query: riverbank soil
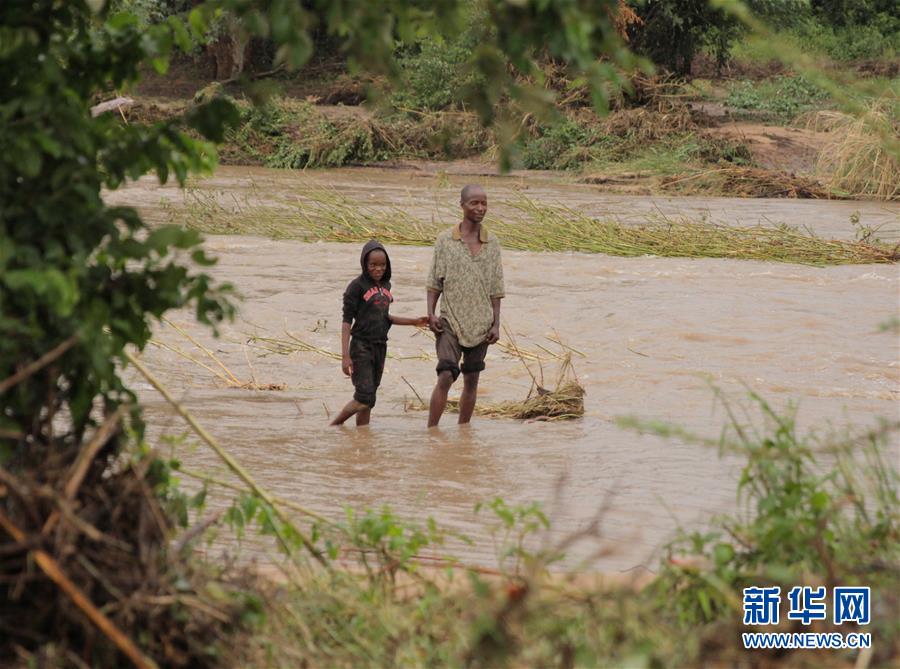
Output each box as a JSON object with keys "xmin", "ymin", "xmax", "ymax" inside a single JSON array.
[{"xmin": 119, "ymin": 53, "xmax": 898, "ymax": 200}]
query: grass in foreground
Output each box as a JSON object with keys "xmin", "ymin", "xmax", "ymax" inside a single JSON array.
[
  {"xmin": 201, "ymin": 395, "xmax": 898, "ymax": 669},
  {"xmin": 168, "ymin": 185, "xmax": 899, "ymax": 265}
]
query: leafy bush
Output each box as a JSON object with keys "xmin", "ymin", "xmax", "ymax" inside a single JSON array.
[
  {"xmin": 520, "ymin": 118, "xmax": 600, "ymax": 169},
  {"xmin": 628, "ymin": 395, "xmax": 899, "ymax": 644},
  {"xmin": 792, "ymin": 15, "xmax": 900, "ymax": 60},
  {"xmin": 392, "ymin": 41, "xmax": 480, "ymax": 111}
]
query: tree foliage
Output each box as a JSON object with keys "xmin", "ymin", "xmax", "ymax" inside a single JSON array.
[
  {"xmin": 628, "ymin": 0, "xmax": 742, "ymax": 75},
  {"xmin": 0, "ymin": 1, "xmax": 237, "ymax": 454}
]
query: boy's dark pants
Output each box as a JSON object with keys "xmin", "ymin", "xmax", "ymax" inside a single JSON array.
[{"xmin": 350, "ymin": 338, "xmax": 386, "ymax": 407}]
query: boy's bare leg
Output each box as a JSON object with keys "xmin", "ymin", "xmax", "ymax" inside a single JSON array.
[
  {"xmin": 457, "ymin": 372, "xmax": 479, "ymax": 424},
  {"xmin": 355, "ymin": 407, "xmax": 371, "ymax": 426},
  {"xmin": 331, "ymin": 399, "xmax": 369, "ymax": 426},
  {"xmin": 427, "ymin": 371, "xmax": 454, "ymax": 428}
]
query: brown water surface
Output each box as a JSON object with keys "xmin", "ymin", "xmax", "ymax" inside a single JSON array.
[{"xmin": 115, "ymin": 166, "xmax": 900, "ymax": 571}]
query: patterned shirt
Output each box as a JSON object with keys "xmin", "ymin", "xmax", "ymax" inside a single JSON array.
[{"xmin": 426, "ymin": 224, "xmax": 505, "ymax": 347}]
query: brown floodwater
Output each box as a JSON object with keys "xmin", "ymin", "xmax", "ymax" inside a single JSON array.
[{"xmin": 113, "ymin": 165, "xmax": 900, "ymax": 572}]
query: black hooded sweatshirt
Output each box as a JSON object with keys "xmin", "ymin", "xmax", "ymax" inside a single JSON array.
[{"xmin": 342, "ymin": 239, "xmax": 393, "ymax": 343}]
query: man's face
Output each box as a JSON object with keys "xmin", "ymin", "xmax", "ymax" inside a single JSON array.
[
  {"xmin": 366, "ymin": 249, "xmax": 387, "ymax": 282},
  {"xmin": 461, "ymin": 191, "xmax": 487, "ymax": 223}
]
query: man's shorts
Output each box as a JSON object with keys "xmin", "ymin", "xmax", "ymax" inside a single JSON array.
[
  {"xmin": 435, "ymin": 318, "xmax": 488, "ymax": 381},
  {"xmin": 350, "ymin": 338, "xmax": 387, "ymax": 408}
]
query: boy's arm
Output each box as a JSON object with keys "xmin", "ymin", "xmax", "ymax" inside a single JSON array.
[
  {"xmin": 426, "ymin": 289, "xmax": 443, "ymax": 333},
  {"xmin": 341, "ymin": 280, "xmax": 360, "ymax": 377},
  {"xmin": 486, "ymin": 296, "xmax": 502, "ymax": 344},
  {"xmin": 390, "ymin": 314, "xmax": 428, "ymax": 326},
  {"xmin": 341, "ymin": 322, "xmax": 352, "ymax": 376}
]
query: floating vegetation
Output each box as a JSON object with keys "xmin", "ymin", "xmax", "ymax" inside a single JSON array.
[
  {"xmin": 150, "ymin": 319, "xmax": 286, "ymax": 390},
  {"xmin": 170, "ymin": 185, "xmax": 899, "ymax": 265},
  {"xmin": 243, "ymin": 325, "xmax": 574, "ymax": 364},
  {"xmin": 405, "ymin": 350, "xmax": 585, "ymax": 421}
]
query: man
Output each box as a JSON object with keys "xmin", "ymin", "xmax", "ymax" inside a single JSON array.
[{"xmin": 426, "ymin": 184, "xmax": 504, "ymax": 427}]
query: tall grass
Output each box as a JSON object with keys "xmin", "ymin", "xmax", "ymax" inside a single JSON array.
[{"xmin": 814, "ymin": 104, "xmax": 900, "ymax": 201}]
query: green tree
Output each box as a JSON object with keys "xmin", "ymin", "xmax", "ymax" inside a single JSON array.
[{"xmin": 628, "ymin": 0, "xmax": 742, "ymax": 75}]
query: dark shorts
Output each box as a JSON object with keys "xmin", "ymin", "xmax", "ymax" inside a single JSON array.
[
  {"xmin": 435, "ymin": 319, "xmax": 488, "ymax": 381},
  {"xmin": 350, "ymin": 338, "xmax": 386, "ymax": 408}
]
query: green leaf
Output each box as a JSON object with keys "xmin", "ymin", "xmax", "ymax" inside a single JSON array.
[
  {"xmin": 811, "ymin": 491, "xmax": 830, "ymax": 512},
  {"xmin": 713, "ymin": 542, "xmax": 735, "ymax": 567},
  {"xmin": 188, "ymin": 8, "xmax": 208, "ymax": 38}
]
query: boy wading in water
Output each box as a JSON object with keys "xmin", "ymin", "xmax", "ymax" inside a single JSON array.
[
  {"xmin": 426, "ymin": 185, "xmax": 504, "ymax": 427},
  {"xmin": 331, "ymin": 240, "xmax": 427, "ymax": 426}
]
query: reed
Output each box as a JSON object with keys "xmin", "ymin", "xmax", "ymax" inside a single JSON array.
[{"xmin": 172, "ymin": 185, "xmax": 899, "ymax": 265}]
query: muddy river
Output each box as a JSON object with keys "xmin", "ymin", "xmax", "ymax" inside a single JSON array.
[{"xmin": 112, "ymin": 166, "xmax": 900, "ymax": 572}]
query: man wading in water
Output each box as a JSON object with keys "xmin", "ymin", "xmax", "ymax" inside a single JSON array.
[{"xmin": 425, "ymin": 185, "xmax": 505, "ymax": 427}]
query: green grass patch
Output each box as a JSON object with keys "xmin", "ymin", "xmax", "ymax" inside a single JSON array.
[{"xmin": 725, "ymin": 75, "xmax": 831, "ymax": 122}]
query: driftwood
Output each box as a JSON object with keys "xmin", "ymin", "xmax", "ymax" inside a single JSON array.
[{"xmin": 90, "ymin": 96, "xmax": 134, "ymax": 118}]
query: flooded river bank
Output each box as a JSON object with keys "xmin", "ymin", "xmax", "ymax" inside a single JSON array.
[{"xmin": 115, "ymin": 166, "xmax": 899, "ymax": 571}]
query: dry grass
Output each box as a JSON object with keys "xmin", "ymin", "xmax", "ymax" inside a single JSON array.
[
  {"xmin": 660, "ymin": 166, "xmax": 832, "ymax": 198},
  {"xmin": 150, "ymin": 319, "xmax": 286, "ymax": 390},
  {"xmin": 405, "ymin": 353, "xmax": 585, "ymax": 421},
  {"xmin": 812, "ymin": 104, "xmax": 900, "ymax": 201}
]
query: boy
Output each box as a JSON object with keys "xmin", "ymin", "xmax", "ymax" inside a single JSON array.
[{"xmin": 331, "ymin": 240, "xmax": 427, "ymax": 426}]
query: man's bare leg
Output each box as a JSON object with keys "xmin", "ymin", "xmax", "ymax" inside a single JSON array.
[
  {"xmin": 331, "ymin": 399, "xmax": 369, "ymax": 426},
  {"xmin": 457, "ymin": 371, "xmax": 479, "ymax": 424},
  {"xmin": 428, "ymin": 371, "xmax": 454, "ymax": 428},
  {"xmin": 355, "ymin": 407, "xmax": 371, "ymax": 426}
]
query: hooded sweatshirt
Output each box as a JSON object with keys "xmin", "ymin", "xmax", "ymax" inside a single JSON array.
[{"xmin": 342, "ymin": 239, "xmax": 394, "ymax": 343}]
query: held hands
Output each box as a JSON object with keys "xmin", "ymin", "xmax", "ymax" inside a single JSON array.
[
  {"xmin": 486, "ymin": 322, "xmax": 500, "ymax": 345},
  {"xmin": 415, "ymin": 315, "xmax": 429, "ymax": 327},
  {"xmin": 427, "ymin": 315, "xmax": 444, "ymax": 334},
  {"xmin": 342, "ymin": 355, "xmax": 353, "ymax": 377}
]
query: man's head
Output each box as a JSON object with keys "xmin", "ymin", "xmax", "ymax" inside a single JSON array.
[{"xmin": 460, "ymin": 184, "xmax": 487, "ymax": 224}]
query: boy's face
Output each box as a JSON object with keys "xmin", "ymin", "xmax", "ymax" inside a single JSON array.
[
  {"xmin": 461, "ymin": 191, "xmax": 487, "ymax": 223},
  {"xmin": 366, "ymin": 249, "xmax": 387, "ymax": 282}
]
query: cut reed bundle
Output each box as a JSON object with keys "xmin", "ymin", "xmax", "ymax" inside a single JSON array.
[{"xmin": 405, "ymin": 353, "xmax": 585, "ymax": 421}]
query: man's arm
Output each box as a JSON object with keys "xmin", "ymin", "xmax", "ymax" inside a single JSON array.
[
  {"xmin": 486, "ymin": 296, "xmax": 501, "ymax": 344},
  {"xmin": 426, "ymin": 288, "xmax": 443, "ymax": 334}
]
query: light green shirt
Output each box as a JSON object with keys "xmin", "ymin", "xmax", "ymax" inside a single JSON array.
[{"xmin": 426, "ymin": 224, "xmax": 505, "ymax": 347}]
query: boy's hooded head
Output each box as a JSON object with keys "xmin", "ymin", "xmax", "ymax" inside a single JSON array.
[{"xmin": 360, "ymin": 239, "xmax": 391, "ymax": 284}]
